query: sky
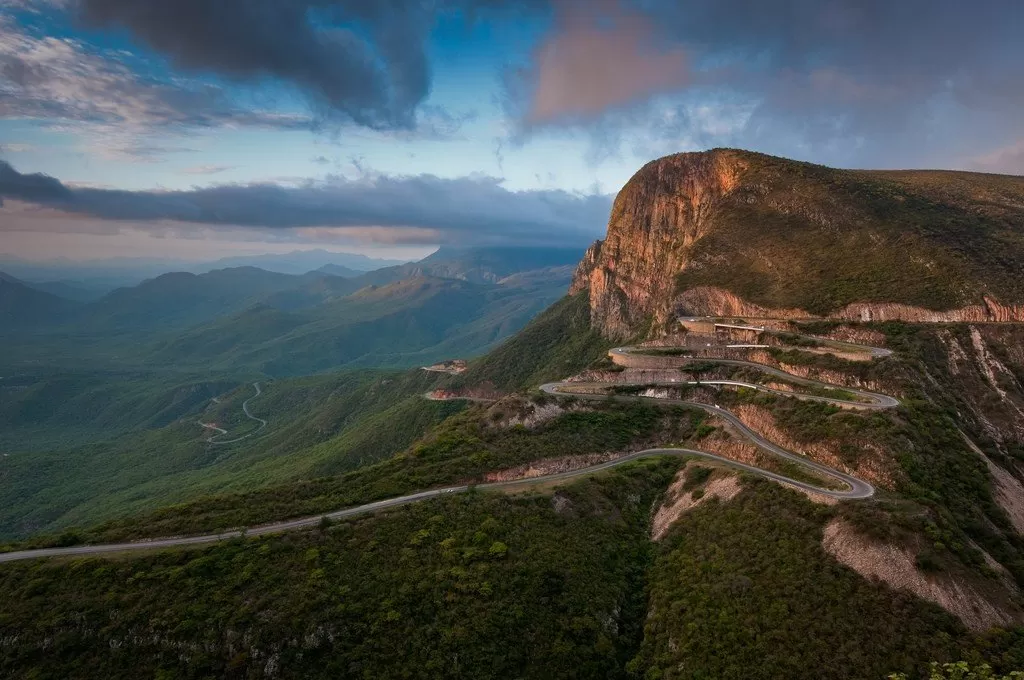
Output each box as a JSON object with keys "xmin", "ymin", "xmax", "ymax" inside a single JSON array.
[{"xmin": 1, "ymin": 0, "xmax": 1022, "ymax": 262}]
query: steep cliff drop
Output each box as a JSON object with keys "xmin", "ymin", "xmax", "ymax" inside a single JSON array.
[
  {"xmin": 572, "ymin": 149, "xmax": 1024, "ymax": 339},
  {"xmin": 570, "ymin": 150, "xmax": 746, "ymax": 338}
]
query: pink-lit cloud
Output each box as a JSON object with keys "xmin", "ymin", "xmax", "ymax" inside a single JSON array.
[
  {"xmin": 970, "ymin": 139, "xmax": 1024, "ymax": 175},
  {"xmin": 521, "ymin": 0, "xmax": 690, "ymax": 126}
]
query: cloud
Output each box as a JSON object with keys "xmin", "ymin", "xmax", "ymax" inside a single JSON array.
[
  {"xmin": 0, "ymin": 19, "xmax": 314, "ymax": 132},
  {"xmin": 0, "ymin": 160, "xmax": 612, "ymax": 246},
  {"xmin": 180, "ymin": 165, "xmax": 235, "ymax": 176},
  {"xmin": 512, "ymin": 0, "xmax": 690, "ymax": 127},
  {"xmin": 970, "ymin": 140, "xmax": 1024, "ymax": 175},
  {"xmin": 506, "ymin": 0, "xmax": 1024, "ymax": 169},
  {"xmin": 0, "ymin": 162, "xmax": 73, "ymax": 212},
  {"xmin": 75, "ymin": 0, "xmax": 444, "ymax": 130}
]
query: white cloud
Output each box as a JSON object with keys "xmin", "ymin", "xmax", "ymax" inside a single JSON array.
[{"xmin": 180, "ymin": 165, "xmax": 235, "ymax": 176}]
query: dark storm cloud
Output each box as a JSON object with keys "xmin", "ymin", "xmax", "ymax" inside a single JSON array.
[
  {"xmin": 0, "ymin": 160, "xmax": 72, "ymax": 202},
  {"xmin": 76, "ymin": 0, "xmax": 424, "ymax": 128},
  {"xmin": 0, "ymin": 160, "xmax": 611, "ymax": 246},
  {"xmin": 510, "ymin": 0, "xmax": 1024, "ymax": 169},
  {"xmin": 75, "ymin": 0, "xmax": 540, "ymax": 130}
]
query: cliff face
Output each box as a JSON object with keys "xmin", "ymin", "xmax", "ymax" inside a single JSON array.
[
  {"xmin": 572, "ymin": 149, "xmax": 1024, "ymax": 338},
  {"xmin": 571, "ymin": 150, "xmax": 746, "ymax": 338}
]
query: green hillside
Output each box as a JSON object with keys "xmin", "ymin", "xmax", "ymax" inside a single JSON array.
[
  {"xmin": 0, "ymin": 248, "xmax": 575, "ymax": 376},
  {"xmin": 81, "ymin": 266, "xmax": 311, "ymax": 330},
  {"xmin": 147, "ymin": 274, "xmax": 567, "ymax": 375},
  {"xmin": 0, "ymin": 369, "xmax": 460, "ymax": 540},
  {"xmin": 673, "ymin": 151, "xmax": 1024, "ymax": 314},
  {"xmin": 2, "ymin": 467, "xmax": 1021, "ymax": 679},
  {"xmin": 0, "ymin": 270, "xmax": 80, "ymax": 327}
]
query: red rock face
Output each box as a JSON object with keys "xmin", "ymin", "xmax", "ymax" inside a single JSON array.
[
  {"xmin": 572, "ymin": 150, "xmax": 746, "ymax": 338},
  {"xmin": 675, "ymin": 287, "xmax": 1024, "ymax": 324}
]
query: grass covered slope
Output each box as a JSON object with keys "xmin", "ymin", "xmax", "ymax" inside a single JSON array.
[
  {"xmin": 456, "ymin": 292, "xmax": 612, "ymax": 391},
  {"xmin": 677, "ymin": 152, "xmax": 1024, "ymax": 314},
  {"xmin": 0, "ymin": 369, "xmax": 461, "ymax": 540}
]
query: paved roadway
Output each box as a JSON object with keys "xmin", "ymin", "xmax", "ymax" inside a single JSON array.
[
  {"xmin": 0, "ymin": 446, "xmax": 868, "ymax": 564},
  {"xmin": 201, "ymin": 382, "xmax": 268, "ymax": 445},
  {"xmin": 606, "ymin": 347, "xmax": 899, "ymax": 409},
  {"xmin": 0, "ymin": 323, "xmax": 892, "ymax": 563}
]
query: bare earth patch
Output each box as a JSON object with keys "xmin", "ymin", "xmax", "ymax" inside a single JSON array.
[
  {"xmin": 650, "ymin": 466, "xmax": 741, "ymax": 540},
  {"xmin": 961, "ymin": 432, "xmax": 1024, "ymax": 535},
  {"xmin": 481, "ymin": 453, "xmax": 623, "ymax": 483},
  {"xmin": 822, "ymin": 519, "xmax": 1018, "ymax": 631},
  {"xmin": 780, "ymin": 482, "xmax": 838, "ymax": 505},
  {"xmin": 732, "ymin": 403, "xmax": 896, "ymax": 489}
]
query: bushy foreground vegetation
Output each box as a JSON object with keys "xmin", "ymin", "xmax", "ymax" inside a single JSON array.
[
  {"xmin": 634, "ymin": 480, "xmax": 1021, "ymax": 680},
  {"xmin": 3, "ymin": 468, "xmax": 1021, "ymax": 679},
  {"xmin": 52, "ymin": 400, "xmax": 706, "ymax": 543},
  {"xmin": 0, "ymin": 461, "xmax": 679, "ymax": 679}
]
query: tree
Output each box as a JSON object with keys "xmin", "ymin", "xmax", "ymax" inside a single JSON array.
[{"xmin": 890, "ymin": 662, "xmax": 1024, "ymax": 680}]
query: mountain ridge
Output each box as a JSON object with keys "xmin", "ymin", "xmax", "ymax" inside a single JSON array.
[{"xmin": 572, "ymin": 148, "xmax": 1024, "ymax": 338}]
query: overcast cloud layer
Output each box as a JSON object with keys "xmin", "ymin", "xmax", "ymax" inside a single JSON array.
[{"xmin": 0, "ymin": 160, "xmax": 612, "ymax": 246}]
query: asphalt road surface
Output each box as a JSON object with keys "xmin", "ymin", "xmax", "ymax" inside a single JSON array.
[{"xmin": 201, "ymin": 382, "xmax": 268, "ymax": 445}]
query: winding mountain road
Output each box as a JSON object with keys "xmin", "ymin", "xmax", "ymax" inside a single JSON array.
[
  {"xmin": 199, "ymin": 383, "xmax": 268, "ymax": 445},
  {"xmin": 0, "ymin": 323, "xmax": 895, "ymax": 563}
]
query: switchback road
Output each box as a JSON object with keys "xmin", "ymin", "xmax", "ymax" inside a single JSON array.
[
  {"xmin": 200, "ymin": 382, "xmax": 268, "ymax": 445},
  {"xmin": 0, "ymin": 323, "xmax": 893, "ymax": 563}
]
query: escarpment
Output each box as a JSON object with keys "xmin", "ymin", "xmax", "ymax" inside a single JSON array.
[
  {"xmin": 570, "ymin": 150, "xmax": 745, "ymax": 337},
  {"xmin": 572, "ymin": 149, "xmax": 1024, "ymax": 338}
]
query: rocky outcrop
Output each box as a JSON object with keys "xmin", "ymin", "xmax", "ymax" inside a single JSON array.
[
  {"xmin": 481, "ymin": 452, "xmax": 622, "ymax": 483},
  {"xmin": 731, "ymin": 404, "xmax": 896, "ymax": 489},
  {"xmin": 650, "ymin": 466, "xmax": 741, "ymax": 540},
  {"xmin": 674, "ymin": 287, "xmax": 1024, "ymax": 324},
  {"xmin": 571, "ymin": 150, "xmax": 746, "ymax": 338},
  {"xmin": 572, "ymin": 149, "xmax": 1024, "ymax": 339}
]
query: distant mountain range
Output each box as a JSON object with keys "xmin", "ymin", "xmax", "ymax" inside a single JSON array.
[
  {"xmin": 0, "ymin": 248, "xmax": 412, "ymax": 296},
  {"xmin": 0, "ymin": 245, "xmax": 583, "ymax": 375},
  {"xmin": 0, "ymin": 271, "xmax": 80, "ymax": 327}
]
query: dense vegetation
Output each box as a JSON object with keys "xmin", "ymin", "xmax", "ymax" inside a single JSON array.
[
  {"xmin": 0, "ymin": 461, "xmax": 679, "ymax": 679},
  {"xmin": 634, "ymin": 480, "xmax": 1005, "ymax": 680},
  {"xmin": 48, "ymin": 399, "xmax": 706, "ymax": 543},
  {"xmin": 0, "ymin": 369, "xmax": 461, "ymax": 540},
  {"xmin": 3, "ymin": 467, "xmax": 1020, "ymax": 679},
  {"xmin": 673, "ymin": 150, "xmax": 1024, "ymax": 314}
]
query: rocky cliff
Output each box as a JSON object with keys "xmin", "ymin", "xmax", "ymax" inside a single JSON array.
[{"xmin": 572, "ymin": 149, "xmax": 1024, "ymax": 338}]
